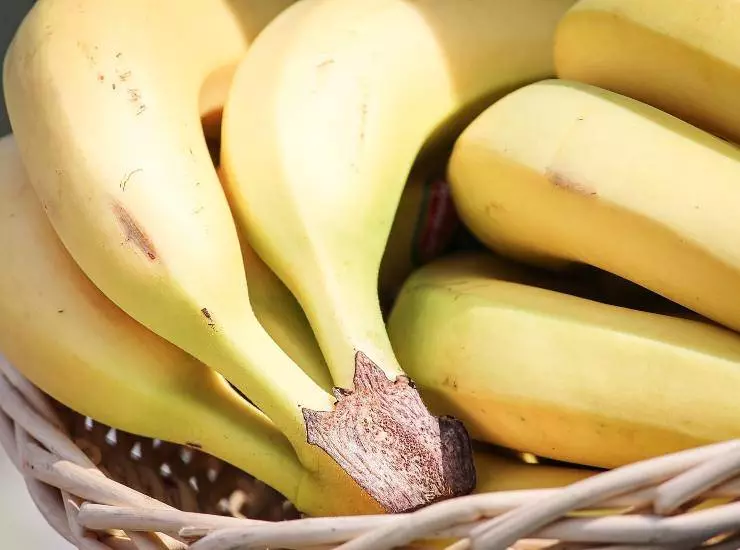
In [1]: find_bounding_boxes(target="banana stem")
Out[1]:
[210,313,478,514]
[191,375,307,504]
[301,270,403,389]
[213,317,336,468]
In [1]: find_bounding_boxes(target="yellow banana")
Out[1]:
[1,0,411,513]
[220,0,574,391]
[387,252,740,469]
[554,0,740,144]
[473,449,596,493]
[0,135,376,517]
[447,79,740,333]
[223,162,457,389]
[220,0,576,506]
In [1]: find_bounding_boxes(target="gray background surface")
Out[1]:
[1,1,76,548]
[1,0,36,135]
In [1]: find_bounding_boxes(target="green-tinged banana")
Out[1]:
[0,135,377,517]
[554,0,740,144]
[447,79,740,333]
[387,252,740,469]
[220,161,456,388]
[2,0,399,514]
[220,0,577,506]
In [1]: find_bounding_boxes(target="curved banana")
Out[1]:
[237,171,457,391]
[473,449,596,493]
[224,158,457,391]
[0,135,377,516]
[248,166,458,325]
[387,252,740,469]
[221,0,575,387]
[447,79,740,333]
[555,0,740,144]
[1,0,410,513]
[220,0,576,505]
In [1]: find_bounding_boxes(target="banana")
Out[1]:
[473,448,596,493]
[387,251,740,469]
[219,0,576,504]
[2,0,419,513]
[554,0,740,144]
[0,134,377,517]
[220,0,574,389]
[222,162,456,384]
[447,79,740,333]
[0,131,594,510]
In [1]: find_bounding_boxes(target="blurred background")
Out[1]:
[1,0,76,547]
[0,0,34,135]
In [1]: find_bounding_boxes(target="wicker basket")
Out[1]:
[1,356,740,550]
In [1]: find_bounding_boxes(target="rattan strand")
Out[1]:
[0,357,739,550]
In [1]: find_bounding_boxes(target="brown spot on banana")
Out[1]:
[546,169,598,197]
[112,201,157,261]
[201,308,216,330]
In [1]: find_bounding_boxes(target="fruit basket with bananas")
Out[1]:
[3,0,740,548]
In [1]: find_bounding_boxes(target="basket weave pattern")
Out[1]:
[1,355,740,550]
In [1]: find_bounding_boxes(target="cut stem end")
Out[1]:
[302,351,476,513]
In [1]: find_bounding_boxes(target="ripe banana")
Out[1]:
[387,252,740,469]
[554,0,740,144]
[220,0,575,388]
[219,0,576,504]
[447,79,740,333]
[3,0,431,512]
[0,134,376,517]
[473,449,596,493]
[221,163,457,379]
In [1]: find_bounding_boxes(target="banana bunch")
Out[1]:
[6,0,737,520]
[0,0,581,516]
[0,134,590,515]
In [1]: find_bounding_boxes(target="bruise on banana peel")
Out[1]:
[112,201,158,261]
[546,169,598,197]
[303,351,476,513]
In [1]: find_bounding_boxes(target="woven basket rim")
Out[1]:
[1,355,740,550]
